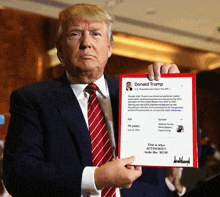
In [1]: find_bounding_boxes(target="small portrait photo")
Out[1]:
[177,125,184,132]
[126,82,132,91]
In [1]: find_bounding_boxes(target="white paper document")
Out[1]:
[118,74,198,168]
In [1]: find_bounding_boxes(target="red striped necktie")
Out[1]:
[85,83,116,197]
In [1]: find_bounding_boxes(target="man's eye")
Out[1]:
[69,32,81,39]
[92,32,101,37]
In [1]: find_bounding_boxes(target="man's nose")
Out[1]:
[80,32,92,49]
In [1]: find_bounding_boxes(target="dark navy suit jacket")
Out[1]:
[3,73,169,197]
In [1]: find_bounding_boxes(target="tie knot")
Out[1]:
[85,83,98,94]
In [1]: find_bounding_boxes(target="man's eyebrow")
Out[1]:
[89,27,102,31]
[68,26,83,31]
[68,27,102,32]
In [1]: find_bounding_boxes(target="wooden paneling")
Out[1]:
[0,8,59,139]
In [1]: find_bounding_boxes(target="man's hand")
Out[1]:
[94,156,142,189]
[167,168,184,194]
[148,62,180,81]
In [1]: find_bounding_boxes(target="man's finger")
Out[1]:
[148,62,164,81]
[121,156,135,166]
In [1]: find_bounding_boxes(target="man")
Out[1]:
[126,82,132,91]
[3,4,180,197]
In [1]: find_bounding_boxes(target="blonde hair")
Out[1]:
[56,3,114,50]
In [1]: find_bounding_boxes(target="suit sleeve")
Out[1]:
[3,89,84,197]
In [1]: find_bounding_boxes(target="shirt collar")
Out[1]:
[94,75,108,99]
[66,70,108,98]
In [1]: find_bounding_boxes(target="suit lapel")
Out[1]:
[51,73,92,166]
[105,76,120,149]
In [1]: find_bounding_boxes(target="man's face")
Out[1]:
[60,16,112,83]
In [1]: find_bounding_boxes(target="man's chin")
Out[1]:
[65,62,104,83]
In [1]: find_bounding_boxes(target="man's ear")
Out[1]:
[57,51,63,63]
[108,45,113,58]
[56,41,63,64]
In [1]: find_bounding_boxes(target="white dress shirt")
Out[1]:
[66,71,120,197]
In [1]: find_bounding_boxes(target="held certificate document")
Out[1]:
[118,73,198,168]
